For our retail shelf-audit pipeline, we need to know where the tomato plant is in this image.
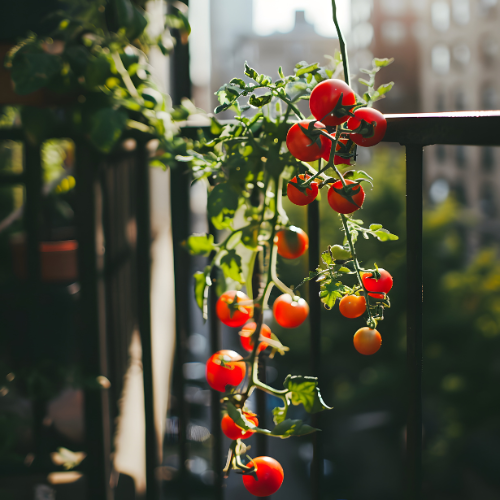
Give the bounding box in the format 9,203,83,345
216,290,253,327
242,456,284,497
328,179,365,214
221,411,259,440
205,350,246,392
339,295,366,319
273,294,310,328
287,174,319,206
353,327,382,355
182,0,398,492
239,322,272,353
275,226,309,260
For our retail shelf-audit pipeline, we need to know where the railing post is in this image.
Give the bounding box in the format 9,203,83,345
308,198,322,500
136,142,160,500
405,144,423,500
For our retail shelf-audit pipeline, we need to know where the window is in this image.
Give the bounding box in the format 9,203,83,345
481,147,495,172
452,43,471,67
482,85,497,109
480,183,496,217
381,21,406,44
352,22,374,48
455,145,466,167
452,0,470,24
432,1,450,31
432,44,451,74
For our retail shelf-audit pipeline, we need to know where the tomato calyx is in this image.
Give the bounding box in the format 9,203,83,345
297,121,325,149
348,117,377,138
331,182,364,208
222,294,252,319
318,91,357,123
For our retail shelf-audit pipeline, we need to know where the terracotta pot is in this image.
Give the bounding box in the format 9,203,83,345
10,233,78,283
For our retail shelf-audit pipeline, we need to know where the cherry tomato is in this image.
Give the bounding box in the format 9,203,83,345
339,295,366,319
221,411,259,440
353,327,382,355
216,290,253,328
361,268,393,299
273,294,309,328
240,322,272,353
320,136,352,165
286,120,325,162
327,179,365,214
274,226,309,260
287,174,319,206
309,79,356,126
242,456,284,497
206,350,246,392
347,107,387,147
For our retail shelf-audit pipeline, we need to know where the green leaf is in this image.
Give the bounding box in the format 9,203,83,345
113,0,147,39
270,419,318,438
244,62,259,80
226,403,271,434
241,224,259,250
373,57,394,67
194,268,211,314
284,375,332,413
295,62,319,76
208,183,239,229
321,249,333,266
369,224,383,231
184,234,215,256
272,405,288,425
85,54,112,88
229,78,246,89
320,280,346,309
374,229,399,241
376,82,394,96
358,78,370,87
220,249,244,283
11,51,62,94
89,108,128,153
249,93,273,108
278,66,285,79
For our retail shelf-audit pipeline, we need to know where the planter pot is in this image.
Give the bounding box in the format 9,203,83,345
10,233,78,283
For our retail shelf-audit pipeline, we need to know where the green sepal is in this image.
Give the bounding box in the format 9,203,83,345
284,375,332,413
270,419,318,438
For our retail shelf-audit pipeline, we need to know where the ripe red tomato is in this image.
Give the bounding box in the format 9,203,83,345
309,79,356,126
353,327,382,355
327,179,365,214
221,411,259,440
274,226,309,259
347,107,387,147
339,295,366,319
273,294,309,328
321,136,352,165
242,456,284,497
216,290,253,328
240,322,272,353
361,268,393,298
206,350,246,392
286,120,325,162
287,174,319,206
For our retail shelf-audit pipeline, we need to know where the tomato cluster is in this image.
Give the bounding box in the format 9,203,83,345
285,78,387,215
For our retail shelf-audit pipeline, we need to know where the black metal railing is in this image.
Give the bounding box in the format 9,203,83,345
1,110,499,500
169,110,500,500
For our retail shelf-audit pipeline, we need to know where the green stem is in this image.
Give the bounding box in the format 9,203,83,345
331,0,350,86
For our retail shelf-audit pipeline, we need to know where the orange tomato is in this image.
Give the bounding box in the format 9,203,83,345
216,290,253,328
205,350,246,392
327,179,365,214
353,327,382,355
339,295,366,319
239,322,272,353
274,226,309,259
287,174,319,206
273,294,309,328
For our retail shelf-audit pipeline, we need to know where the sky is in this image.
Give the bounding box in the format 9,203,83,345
253,0,351,37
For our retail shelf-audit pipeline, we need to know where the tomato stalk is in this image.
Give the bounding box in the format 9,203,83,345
331,0,350,86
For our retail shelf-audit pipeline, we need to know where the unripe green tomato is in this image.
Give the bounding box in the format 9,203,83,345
330,245,352,261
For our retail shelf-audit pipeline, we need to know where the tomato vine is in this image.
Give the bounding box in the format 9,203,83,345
182,0,399,494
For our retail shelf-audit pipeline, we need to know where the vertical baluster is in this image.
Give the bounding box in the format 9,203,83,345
405,145,423,500
75,142,112,500
136,142,160,500
170,164,191,500
308,198,322,500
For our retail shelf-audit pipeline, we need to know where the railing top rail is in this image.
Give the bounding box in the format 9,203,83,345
1,110,499,147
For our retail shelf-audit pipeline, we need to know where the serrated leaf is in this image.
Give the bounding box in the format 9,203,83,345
374,229,399,241
272,405,287,425
369,224,383,231
321,249,333,266
358,78,370,86
319,279,345,309
226,403,271,434
295,62,319,76
194,269,211,315
208,183,239,229
184,234,215,256
249,93,273,108
241,224,259,249
230,77,246,89
270,419,318,438
278,66,285,79
220,249,244,283
244,62,259,80
284,375,332,413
